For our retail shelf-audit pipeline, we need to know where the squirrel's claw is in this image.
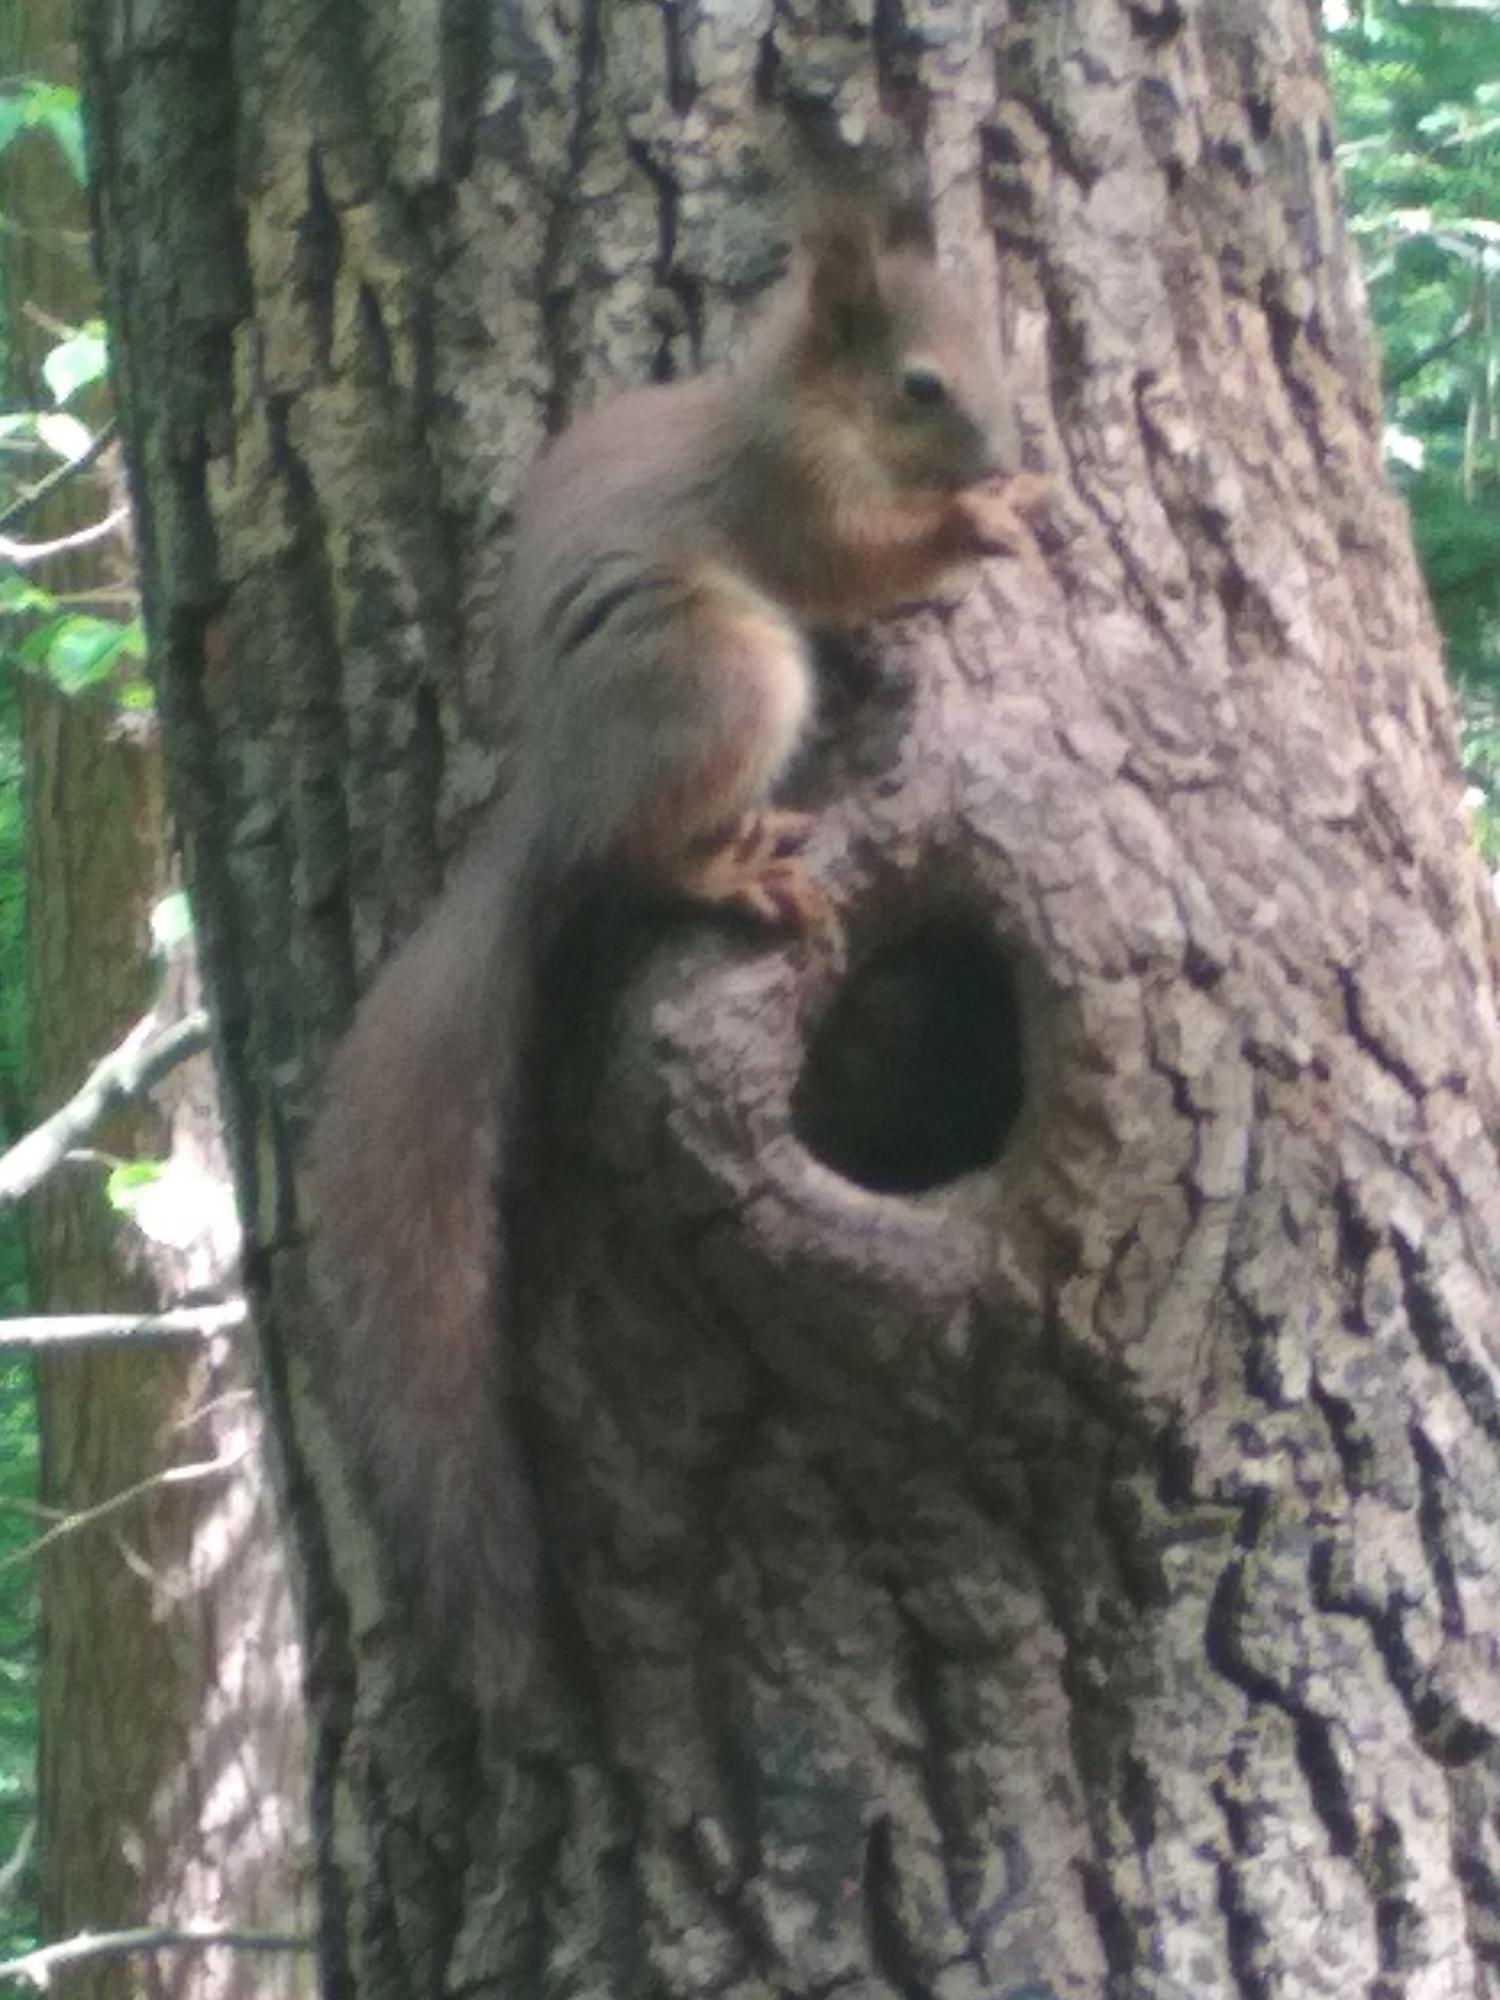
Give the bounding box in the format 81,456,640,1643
682,809,830,932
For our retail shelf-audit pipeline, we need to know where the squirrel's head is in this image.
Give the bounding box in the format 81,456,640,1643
785,205,1019,496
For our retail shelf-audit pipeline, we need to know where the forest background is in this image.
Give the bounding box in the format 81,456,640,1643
0,0,1497,1962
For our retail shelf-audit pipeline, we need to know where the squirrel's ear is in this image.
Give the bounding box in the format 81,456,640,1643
779,105,931,247
803,209,885,352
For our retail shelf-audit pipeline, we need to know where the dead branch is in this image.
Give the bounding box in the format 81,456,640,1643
0,1923,313,1991
0,1008,208,1209
0,1447,249,1578
0,416,118,535
0,1300,247,1349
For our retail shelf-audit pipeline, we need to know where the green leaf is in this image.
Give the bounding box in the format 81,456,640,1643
150,891,194,954
45,618,132,690
0,572,55,617
0,80,86,182
34,412,94,463
116,677,157,715
105,1160,164,1217
21,615,135,695
41,327,108,406
38,95,86,184
108,1158,238,1251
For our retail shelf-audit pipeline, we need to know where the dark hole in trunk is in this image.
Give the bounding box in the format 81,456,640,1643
793,923,1025,1192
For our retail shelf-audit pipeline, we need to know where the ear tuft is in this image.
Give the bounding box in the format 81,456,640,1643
780,109,935,259
802,205,885,349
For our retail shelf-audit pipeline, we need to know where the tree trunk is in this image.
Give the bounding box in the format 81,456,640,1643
79,0,1500,1994
2,7,310,1993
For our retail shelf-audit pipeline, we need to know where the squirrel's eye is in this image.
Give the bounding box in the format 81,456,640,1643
902,366,950,407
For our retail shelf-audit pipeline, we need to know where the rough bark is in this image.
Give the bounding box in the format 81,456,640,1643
79,0,1500,1996
2,7,310,1993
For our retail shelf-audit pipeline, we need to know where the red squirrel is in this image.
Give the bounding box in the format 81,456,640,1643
305,188,1040,1702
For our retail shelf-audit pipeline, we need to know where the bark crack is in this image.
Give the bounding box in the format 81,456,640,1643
626,138,704,380
1216,1852,1275,2000
1395,1229,1500,1444
1338,966,1426,1103
537,0,607,433
1205,1561,1359,1856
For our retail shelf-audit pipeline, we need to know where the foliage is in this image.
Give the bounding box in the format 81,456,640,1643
1326,0,1500,858
0,81,145,716
0,81,84,185
0,645,34,1963
1461,693,1500,860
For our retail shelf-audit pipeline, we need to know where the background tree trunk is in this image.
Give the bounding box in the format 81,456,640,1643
3,5,311,1992
80,0,1500,1995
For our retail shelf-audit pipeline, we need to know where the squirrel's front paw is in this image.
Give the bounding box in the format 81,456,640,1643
955,471,1049,558
731,856,830,932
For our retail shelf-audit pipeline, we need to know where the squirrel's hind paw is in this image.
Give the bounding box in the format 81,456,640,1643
683,809,831,932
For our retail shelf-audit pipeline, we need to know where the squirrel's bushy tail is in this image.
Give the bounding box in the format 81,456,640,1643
305,807,550,1702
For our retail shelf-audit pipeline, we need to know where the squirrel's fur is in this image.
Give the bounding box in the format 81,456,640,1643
305,193,1038,1702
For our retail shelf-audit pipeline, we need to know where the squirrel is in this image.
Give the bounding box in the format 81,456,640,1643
304,185,1041,1704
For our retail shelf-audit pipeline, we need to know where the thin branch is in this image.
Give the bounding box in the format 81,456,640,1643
0,1447,248,1578
1387,319,1475,393
0,1924,313,1990
0,1497,66,1524
40,586,139,609
0,416,118,536
0,1820,35,1910
0,502,129,566
0,1008,209,1209
18,301,77,342
0,1504,67,1528
0,1301,247,1350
